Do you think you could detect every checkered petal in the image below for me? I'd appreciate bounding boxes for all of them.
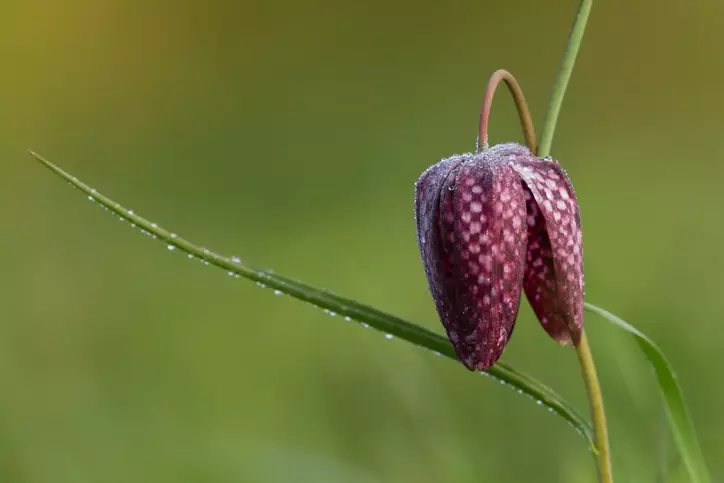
[415,143,529,370]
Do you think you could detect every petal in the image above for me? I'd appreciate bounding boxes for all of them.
[415,155,466,347]
[416,147,528,371]
[450,159,527,370]
[511,158,583,345]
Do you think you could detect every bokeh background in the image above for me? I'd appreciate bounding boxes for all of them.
[2,0,723,481]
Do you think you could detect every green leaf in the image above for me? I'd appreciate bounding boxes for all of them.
[584,302,710,483]
[30,150,595,449]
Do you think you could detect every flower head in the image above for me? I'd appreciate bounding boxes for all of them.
[415,143,583,370]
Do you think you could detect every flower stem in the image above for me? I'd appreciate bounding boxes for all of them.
[534,1,610,477]
[477,69,536,154]
[537,0,593,158]
[577,330,613,483]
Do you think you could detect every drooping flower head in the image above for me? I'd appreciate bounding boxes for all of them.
[415,143,583,371]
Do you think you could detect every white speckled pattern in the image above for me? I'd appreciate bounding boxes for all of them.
[415,143,583,370]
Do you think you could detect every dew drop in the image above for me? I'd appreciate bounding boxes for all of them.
[344,316,352,322]
[87,196,95,201]
[360,322,370,329]
[536,400,543,406]
[227,271,234,276]
[91,188,97,194]
[274,290,282,296]
[256,282,267,288]
[151,223,158,228]
[385,334,393,340]
[231,256,241,264]
[167,245,175,251]
[128,210,134,215]
[187,254,194,259]
[170,233,177,239]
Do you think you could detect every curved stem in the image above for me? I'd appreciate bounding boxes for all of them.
[577,330,613,483]
[537,0,593,157]
[477,69,536,154]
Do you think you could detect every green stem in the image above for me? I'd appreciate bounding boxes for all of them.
[537,0,608,479]
[577,330,613,483]
[537,0,593,158]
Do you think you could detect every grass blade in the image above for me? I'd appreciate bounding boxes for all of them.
[30,150,595,449]
[585,302,710,483]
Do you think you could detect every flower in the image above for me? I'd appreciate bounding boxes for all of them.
[415,143,583,370]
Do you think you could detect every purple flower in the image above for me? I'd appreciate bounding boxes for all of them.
[415,143,583,370]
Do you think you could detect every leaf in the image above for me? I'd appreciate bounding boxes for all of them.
[30,150,595,449]
[584,302,710,483]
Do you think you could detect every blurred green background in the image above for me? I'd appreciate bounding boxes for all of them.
[2,0,723,481]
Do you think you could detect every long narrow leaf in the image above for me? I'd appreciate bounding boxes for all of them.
[585,302,710,483]
[30,151,595,449]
